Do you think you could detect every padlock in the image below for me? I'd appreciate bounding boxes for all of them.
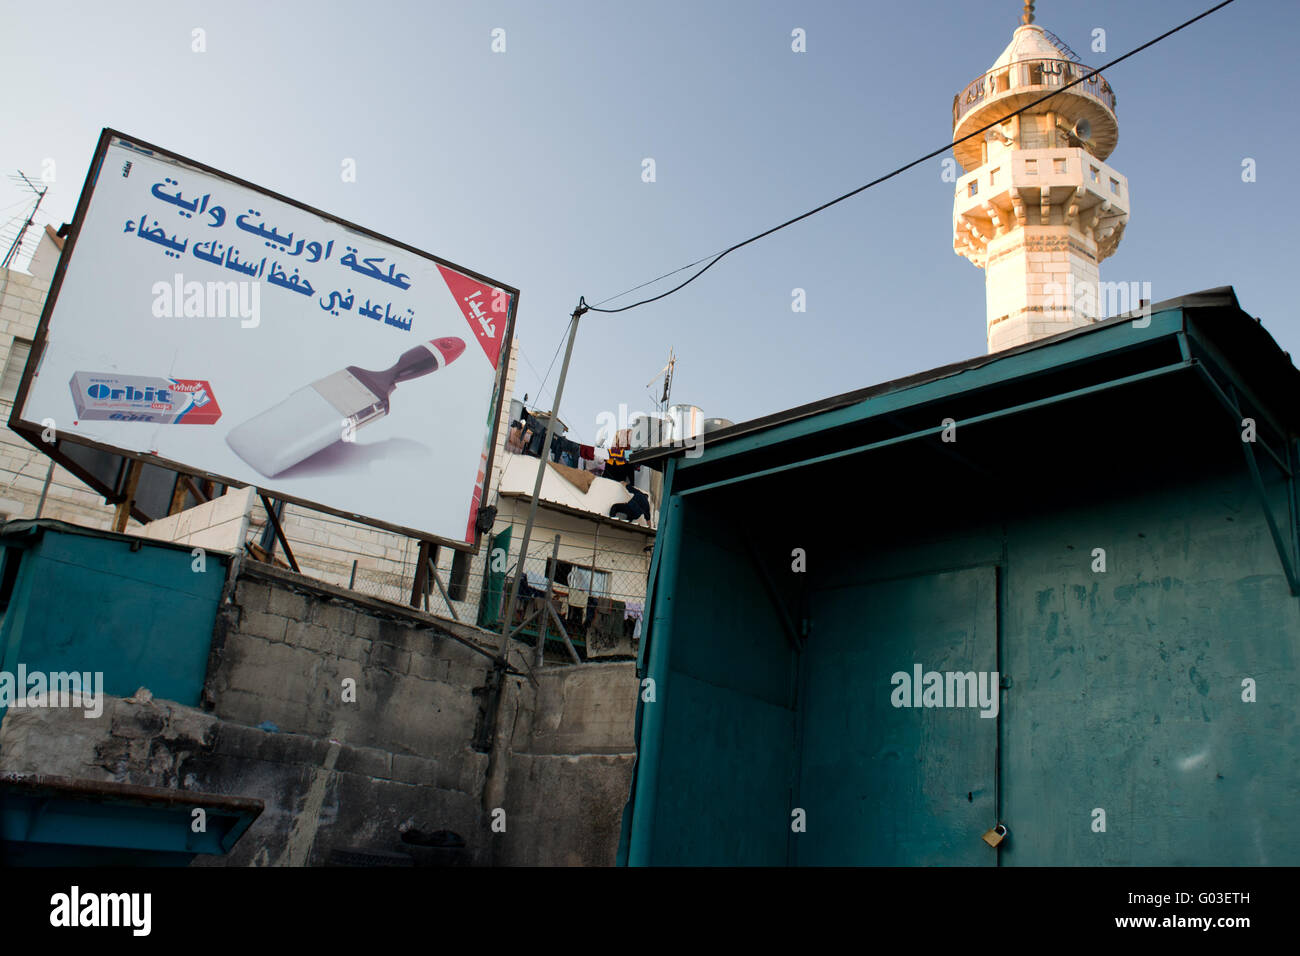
[982,823,1008,848]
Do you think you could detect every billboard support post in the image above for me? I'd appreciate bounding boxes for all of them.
[258,494,299,573]
[410,540,431,607]
[112,460,142,532]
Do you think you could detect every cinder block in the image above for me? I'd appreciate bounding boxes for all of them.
[268,587,309,620]
[445,658,489,689]
[333,744,392,779]
[390,753,441,787]
[409,654,449,682]
[236,579,273,613]
[309,601,356,635]
[336,637,371,662]
[239,609,289,643]
[285,620,332,653]
[369,642,411,675]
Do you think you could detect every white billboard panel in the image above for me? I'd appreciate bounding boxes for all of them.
[14,131,517,546]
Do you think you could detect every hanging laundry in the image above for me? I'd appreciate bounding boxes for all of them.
[579,444,595,461]
[550,434,582,466]
[609,479,650,521]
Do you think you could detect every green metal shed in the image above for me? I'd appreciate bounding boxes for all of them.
[619,288,1300,866]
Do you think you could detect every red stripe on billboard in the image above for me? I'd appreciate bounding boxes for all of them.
[438,265,509,368]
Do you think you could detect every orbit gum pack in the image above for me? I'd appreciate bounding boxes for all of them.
[69,372,222,424]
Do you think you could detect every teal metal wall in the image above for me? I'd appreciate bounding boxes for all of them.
[643,497,797,864]
[623,294,1300,865]
[0,522,226,716]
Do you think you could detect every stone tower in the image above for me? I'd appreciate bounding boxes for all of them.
[952,1,1129,353]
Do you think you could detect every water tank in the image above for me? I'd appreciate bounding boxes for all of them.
[629,412,672,450]
[703,417,733,434]
[668,404,705,441]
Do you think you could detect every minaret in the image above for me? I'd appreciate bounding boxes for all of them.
[952,1,1129,353]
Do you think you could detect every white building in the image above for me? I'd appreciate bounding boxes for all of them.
[952,1,1130,352]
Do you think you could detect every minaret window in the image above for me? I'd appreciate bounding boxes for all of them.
[1109,178,1121,195]
[1024,159,1038,175]
[1053,158,1067,174]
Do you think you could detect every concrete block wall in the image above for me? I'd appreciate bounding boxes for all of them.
[493,661,639,866]
[0,690,487,867]
[0,555,643,865]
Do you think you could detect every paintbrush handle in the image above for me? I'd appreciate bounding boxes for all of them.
[351,337,466,398]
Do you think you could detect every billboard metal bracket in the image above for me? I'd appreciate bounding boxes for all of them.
[258,494,300,573]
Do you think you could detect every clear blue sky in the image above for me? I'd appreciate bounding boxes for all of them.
[3,0,1297,447]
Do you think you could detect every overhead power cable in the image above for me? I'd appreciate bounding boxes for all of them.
[583,0,1237,315]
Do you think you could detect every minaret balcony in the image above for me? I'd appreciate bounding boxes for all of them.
[953,147,1128,250]
[952,58,1119,169]
[954,58,1116,128]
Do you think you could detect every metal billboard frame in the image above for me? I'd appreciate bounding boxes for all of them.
[8,128,519,554]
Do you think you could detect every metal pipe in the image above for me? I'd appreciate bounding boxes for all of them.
[34,460,54,518]
[535,535,561,668]
[429,556,460,622]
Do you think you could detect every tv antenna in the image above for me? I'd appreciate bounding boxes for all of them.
[2,171,49,270]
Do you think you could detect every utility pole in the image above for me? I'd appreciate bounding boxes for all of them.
[494,298,586,664]
[478,298,586,778]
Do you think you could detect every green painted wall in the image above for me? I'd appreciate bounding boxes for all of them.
[0,526,225,714]
[648,499,797,865]
[624,312,1300,865]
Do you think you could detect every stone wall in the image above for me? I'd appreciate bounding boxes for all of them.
[0,555,640,866]
[491,661,638,866]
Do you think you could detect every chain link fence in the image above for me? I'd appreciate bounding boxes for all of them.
[471,508,652,663]
[243,497,653,661]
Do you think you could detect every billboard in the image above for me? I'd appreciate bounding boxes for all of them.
[11,130,517,548]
